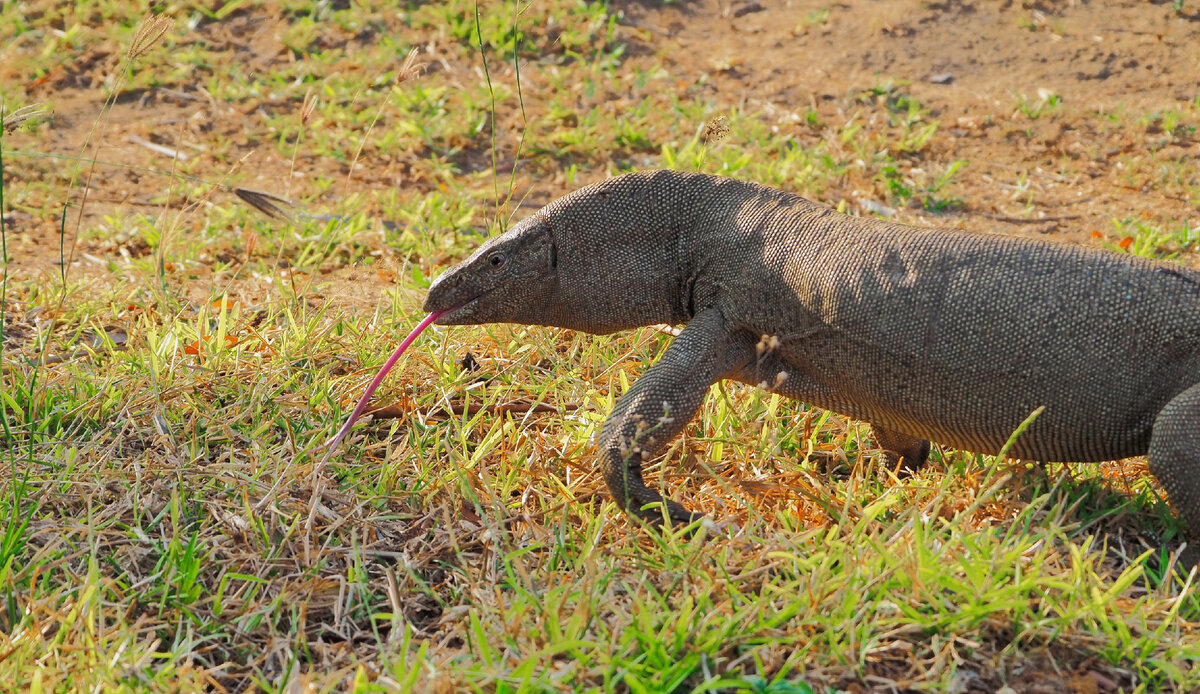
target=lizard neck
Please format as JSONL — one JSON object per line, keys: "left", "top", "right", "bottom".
{"left": 543, "top": 170, "right": 699, "bottom": 333}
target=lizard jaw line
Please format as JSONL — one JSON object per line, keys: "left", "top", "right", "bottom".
{"left": 434, "top": 295, "right": 481, "bottom": 324}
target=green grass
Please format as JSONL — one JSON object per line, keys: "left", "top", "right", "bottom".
{"left": 2, "top": 1, "right": 1200, "bottom": 691}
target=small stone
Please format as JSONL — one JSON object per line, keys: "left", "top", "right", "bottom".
{"left": 929, "top": 72, "right": 954, "bottom": 84}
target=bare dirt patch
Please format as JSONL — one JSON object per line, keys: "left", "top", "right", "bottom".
{"left": 619, "top": 0, "right": 1200, "bottom": 245}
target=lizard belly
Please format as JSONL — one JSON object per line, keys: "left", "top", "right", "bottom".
{"left": 738, "top": 331, "right": 1168, "bottom": 463}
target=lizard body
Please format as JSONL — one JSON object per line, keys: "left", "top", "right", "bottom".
{"left": 422, "top": 170, "right": 1200, "bottom": 558}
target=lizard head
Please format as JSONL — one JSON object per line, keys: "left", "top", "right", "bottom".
{"left": 423, "top": 214, "right": 559, "bottom": 326}
{"left": 424, "top": 171, "right": 690, "bottom": 333}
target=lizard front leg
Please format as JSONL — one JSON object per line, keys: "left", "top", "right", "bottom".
{"left": 598, "top": 307, "right": 749, "bottom": 524}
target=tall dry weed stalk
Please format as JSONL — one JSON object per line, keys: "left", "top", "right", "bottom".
{"left": 342, "top": 47, "right": 426, "bottom": 195}
{"left": 696, "top": 114, "right": 730, "bottom": 171}
{"left": 285, "top": 88, "right": 320, "bottom": 198}
{"left": 66, "top": 13, "right": 174, "bottom": 284}
{"left": 474, "top": 1, "right": 533, "bottom": 233}
{"left": 128, "top": 14, "right": 173, "bottom": 61}
{"left": 0, "top": 101, "right": 51, "bottom": 441}
{"left": 396, "top": 46, "right": 427, "bottom": 86}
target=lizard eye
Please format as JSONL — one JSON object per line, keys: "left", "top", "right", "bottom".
{"left": 488, "top": 252, "right": 507, "bottom": 269}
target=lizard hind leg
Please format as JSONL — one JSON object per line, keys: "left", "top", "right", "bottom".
{"left": 872, "top": 425, "right": 931, "bottom": 475}
{"left": 1147, "top": 381, "right": 1200, "bottom": 569}
{"left": 596, "top": 308, "right": 748, "bottom": 525}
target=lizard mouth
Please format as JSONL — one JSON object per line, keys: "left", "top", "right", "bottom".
{"left": 432, "top": 295, "right": 481, "bottom": 324}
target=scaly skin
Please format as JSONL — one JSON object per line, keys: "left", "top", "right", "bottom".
{"left": 424, "top": 170, "right": 1200, "bottom": 563}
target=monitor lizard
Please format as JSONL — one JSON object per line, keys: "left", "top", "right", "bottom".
{"left": 351, "top": 170, "right": 1200, "bottom": 564}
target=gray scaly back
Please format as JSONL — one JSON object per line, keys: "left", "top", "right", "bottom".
{"left": 425, "top": 169, "right": 1200, "bottom": 562}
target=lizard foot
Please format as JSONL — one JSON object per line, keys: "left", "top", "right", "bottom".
{"left": 632, "top": 496, "right": 703, "bottom": 527}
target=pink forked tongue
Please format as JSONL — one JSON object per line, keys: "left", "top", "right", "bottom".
{"left": 317, "top": 309, "right": 445, "bottom": 465}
